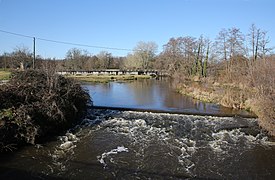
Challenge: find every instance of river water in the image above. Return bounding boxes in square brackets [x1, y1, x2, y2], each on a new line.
[0, 79, 274, 179]
[83, 79, 254, 117]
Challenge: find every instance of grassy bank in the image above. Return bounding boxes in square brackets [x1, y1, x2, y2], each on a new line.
[67, 74, 151, 83]
[177, 80, 252, 109]
[0, 70, 90, 152]
[177, 79, 275, 136]
[0, 70, 11, 80]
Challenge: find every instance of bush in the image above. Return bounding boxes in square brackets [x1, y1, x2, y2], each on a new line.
[249, 96, 275, 136]
[0, 70, 91, 152]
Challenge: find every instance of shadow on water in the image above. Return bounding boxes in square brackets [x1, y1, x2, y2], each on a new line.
[0, 145, 65, 180]
[0, 166, 65, 180]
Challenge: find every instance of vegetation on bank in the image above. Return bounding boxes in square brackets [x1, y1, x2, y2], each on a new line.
[0, 70, 90, 152]
[67, 74, 151, 83]
[176, 57, 275, 136]
[177, 80, 251, 109]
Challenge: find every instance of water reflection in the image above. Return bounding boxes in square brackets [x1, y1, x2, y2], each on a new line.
[82, 79, 253, 117]
[126, 80, 154, 106]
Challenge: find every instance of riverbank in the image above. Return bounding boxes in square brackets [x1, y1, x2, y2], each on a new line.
[0, 70, 90, 152]
[176, 78, 275, 136]
[176, 80, 252, 109]
[67, 74, 152, 83]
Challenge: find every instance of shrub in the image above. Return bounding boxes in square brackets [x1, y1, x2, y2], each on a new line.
[0, 70, 91, 152]
[250, 96, 275, 136]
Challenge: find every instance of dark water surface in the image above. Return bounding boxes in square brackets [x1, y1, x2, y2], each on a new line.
[0, 79, 274, 179]
[82, 79, 254, 117]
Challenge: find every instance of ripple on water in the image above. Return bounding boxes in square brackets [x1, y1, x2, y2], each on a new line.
[49, 109, 274, 179]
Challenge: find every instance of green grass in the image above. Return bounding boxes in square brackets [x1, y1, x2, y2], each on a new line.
[0, 70, 11, 80]
[67, 74, 151, 83]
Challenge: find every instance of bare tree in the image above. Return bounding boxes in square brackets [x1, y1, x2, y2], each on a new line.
[10, 46, 32, 70]
[65, 48, 90, 70]
[135, 41, 158, 69]
[215, 27, 246, 81]
[159, 37, 183, 74]
[124, 41, 158, 70]
[215, 28, 229, 62]
[227, 27, 245, 59]
[65, 48, 82, 70]
[124, 53, 142, 70]
[258, 31, 273, 60]
[97, 51, 113, 69]
[180, 36, 197, 66]
[247, 24, 261, 62]
[159, 37, 197, 76]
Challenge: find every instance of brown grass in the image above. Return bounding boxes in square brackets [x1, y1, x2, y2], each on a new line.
[177, 83, 219, 103]
[220, 87, 249, 109]
[249, 96, 275, 136]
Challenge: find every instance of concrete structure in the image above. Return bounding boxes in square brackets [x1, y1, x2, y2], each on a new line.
[57, 69, 160, 76]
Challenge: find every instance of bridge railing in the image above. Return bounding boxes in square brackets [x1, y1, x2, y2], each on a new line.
[57, 69, 160, 76]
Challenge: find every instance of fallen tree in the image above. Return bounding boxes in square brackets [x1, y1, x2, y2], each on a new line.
[0, 70, 91, 152]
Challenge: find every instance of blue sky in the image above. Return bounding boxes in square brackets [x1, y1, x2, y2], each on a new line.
[0, 0, 274, 58]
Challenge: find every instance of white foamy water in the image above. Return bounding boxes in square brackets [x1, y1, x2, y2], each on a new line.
[97, 146, 129, 168]
[47, 109, 274, 179]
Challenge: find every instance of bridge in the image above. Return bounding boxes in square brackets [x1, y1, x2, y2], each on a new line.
[57, 69, 163, 76]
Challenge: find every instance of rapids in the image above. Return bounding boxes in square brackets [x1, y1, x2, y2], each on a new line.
[1, 108, 274, 179]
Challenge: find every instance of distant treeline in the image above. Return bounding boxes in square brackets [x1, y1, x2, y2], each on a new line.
[0, 24, 273, 77]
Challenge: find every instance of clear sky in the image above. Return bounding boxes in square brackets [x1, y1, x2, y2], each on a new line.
[0, 0, 274, 58]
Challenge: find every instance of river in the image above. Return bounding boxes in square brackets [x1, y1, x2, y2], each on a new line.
[0, 79, 274, 179]
[83, 79, 254, 117]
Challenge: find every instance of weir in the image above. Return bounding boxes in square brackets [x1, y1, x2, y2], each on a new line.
[92, 105, 257, 118]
